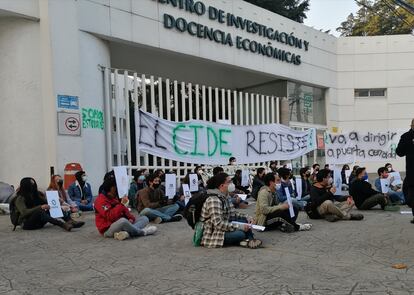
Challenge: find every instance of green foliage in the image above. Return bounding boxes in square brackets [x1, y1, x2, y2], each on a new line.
[244, 0, 310, 23]
[337, 0, 414, 36]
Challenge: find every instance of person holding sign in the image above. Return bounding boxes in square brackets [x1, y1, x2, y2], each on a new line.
[396, 118, 414, 223]
[200, 173, 262, 249]
[309, 169, 363, 222]
[256, 173, 311, 232]
[374, 167, 406, 205]
[137, 174, 182, 223]
[349, 167, 397, 211]
[13, 178, 74, 231]
[276, 168, 307, 210]
[94, 175, 157, 241]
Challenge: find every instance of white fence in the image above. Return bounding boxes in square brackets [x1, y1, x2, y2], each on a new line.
[102, 67, 281, 178]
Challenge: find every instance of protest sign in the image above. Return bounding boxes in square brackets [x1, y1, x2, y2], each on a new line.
[325, 131, 402, 164]
[380, 178, 390, 194]
[284, 187, 295, 218]
[165, 174, 176, 199]
[241, 170, 250, 187]
[182, 184, 191, 206]
[46, 191, 63, 218]
[189, 173, 199, 192]
[114, 166, 129, 198]
[136, 109, 316, 165]
[295, 178, 302, 200]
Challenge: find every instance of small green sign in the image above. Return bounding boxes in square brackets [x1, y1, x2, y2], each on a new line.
[82, 108, 104, 130]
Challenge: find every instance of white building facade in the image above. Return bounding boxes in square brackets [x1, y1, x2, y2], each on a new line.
[0, 0, 413, 189]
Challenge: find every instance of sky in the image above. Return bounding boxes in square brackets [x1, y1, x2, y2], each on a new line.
[304, 0, 359, 37]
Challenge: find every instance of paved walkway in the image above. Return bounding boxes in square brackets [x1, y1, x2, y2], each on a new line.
[0, 205, 413, 295]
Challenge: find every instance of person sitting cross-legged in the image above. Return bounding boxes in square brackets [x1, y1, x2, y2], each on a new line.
[94, 174, 157, 241]
[256, 172, 312, 232]
[137, 174, 182, 223]
[310, 169, 363, 222]
[349, 167, 398, 211]
[374, 167, 405, 205]
[67, 170, 94, 212]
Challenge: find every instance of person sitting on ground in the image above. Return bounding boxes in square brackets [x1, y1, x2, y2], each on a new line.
[232, 170, 250, 195]
[194, 166, 206, 192]
[212, 166, 224, 176]
[385, 163, 395, 173]
[47, 174, 79, 214]
[68, 170, 94, 211]
[251, 168, 266, 200]
[230, 169, 249, 209]
[349, 167, 397, 211]
[94, 174, 157, 241]
[299, 167, 312, 201]
[310, 169, 363, 222]
[348, 165, 360, 185]
[374, 167, 405, 205]
[128, 169, 147, 209]
[14, 177, 74, 231]
[200, 172, 262, 249]
[137, 174, 182, 223]
[256, 173, 312, 232]
[277, 168, 307, 210]
[309, 163, 320, 183]
[269, 161, 278, 173]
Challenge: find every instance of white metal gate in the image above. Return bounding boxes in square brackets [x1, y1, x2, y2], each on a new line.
[102, 67, 281, 178]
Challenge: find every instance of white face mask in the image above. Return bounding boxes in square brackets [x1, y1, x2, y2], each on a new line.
[275, 183, 282, 190]
[227, 183, 236, 193]
[387, 167, 392, 172]
[82, 175, 87, 182]
[328, 178, 333, 185]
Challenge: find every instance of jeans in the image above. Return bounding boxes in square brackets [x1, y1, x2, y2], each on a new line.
[388, 191, 406, 204]
[76, 201, 94, 211]
[103, 216, 149, 238]
[358, 193, 387, 210]
[140, 204, 179, 222]
[223, 230, 254, 245]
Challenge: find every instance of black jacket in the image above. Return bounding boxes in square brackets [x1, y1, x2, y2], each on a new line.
[396, 129, 414, 186]
[310, 185, 334, 208]
[349, 179, 379, 208]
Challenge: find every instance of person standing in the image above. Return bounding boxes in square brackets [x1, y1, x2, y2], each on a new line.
[396, 118, 414, 223]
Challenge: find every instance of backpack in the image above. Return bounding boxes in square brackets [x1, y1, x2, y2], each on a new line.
[183, 192, 218, 229]
[9, 194, 21, 230]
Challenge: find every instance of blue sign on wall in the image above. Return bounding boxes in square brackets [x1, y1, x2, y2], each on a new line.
[57, 95, 79, 110]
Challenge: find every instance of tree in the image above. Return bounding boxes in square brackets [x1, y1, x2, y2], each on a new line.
[337, 0, 414, 36]
[244, 0, 310, 23]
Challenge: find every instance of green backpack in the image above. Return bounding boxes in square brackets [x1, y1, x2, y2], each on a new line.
[192, 222, 204, 247]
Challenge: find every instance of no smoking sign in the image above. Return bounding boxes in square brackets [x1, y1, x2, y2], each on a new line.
[58, 112, 81, 136]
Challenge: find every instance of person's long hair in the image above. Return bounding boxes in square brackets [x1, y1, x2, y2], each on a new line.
[47, 175, 68, 202]
[18, 177, 42, 208]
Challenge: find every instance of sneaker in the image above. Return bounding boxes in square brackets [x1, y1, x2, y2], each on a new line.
[240, 239, 262, 249]
[114, 231, 130, 241]
[170, 214, 183, 222]
[143, 225, 157, 236]
[383, 205, 400, 212]
[298, 223, 312, 231]
[278, 221, 295, 233]
[71, 220, 85, 228]
[350, 213, 364, 220]
[61, 222, 73, 232]
[325, 215, 340, 222]
[70, 213, 80, 219]
[153, 217, 163, 224]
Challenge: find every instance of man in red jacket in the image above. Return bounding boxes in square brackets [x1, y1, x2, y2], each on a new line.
[95, 174, 157, 240]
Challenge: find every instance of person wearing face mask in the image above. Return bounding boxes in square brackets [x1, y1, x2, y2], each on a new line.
[299, 167, 312, 201]
[94, 174, 157, 241]
[194, 166, 206, 191]
[137, 174, 182, 223]
[256, 173, 312, 231]
[396, 118, 414, 223]
[128, 170, 147, 209]
[14, 177, 74, 231]
[276, 168, 307, 210]
[385, 163, 395, 173]
[68, 170, 94, 211]
[349, 167, 398, 211]
[309, 164, 320, 184]
[251, 168, 266, 200]
[200, 172, 262, 249]
[309, 169, 363, 222]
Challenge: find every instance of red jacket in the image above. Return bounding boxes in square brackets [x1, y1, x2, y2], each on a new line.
[94, 193, 136, 234]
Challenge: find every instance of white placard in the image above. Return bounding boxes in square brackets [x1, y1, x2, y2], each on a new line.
[284, 187, 295, 218]
[285, 163, 293, 170]
[295, 178, 302, 200]
[241, 170, 250, 187]
[380, 178, 390, 194]
[46, 191, 63, 218]
[400, 211, 412, 214]
[189, 173, 199, 192]
[345, 170, 351, 184]
[389, 172, 402, 186]
[237, 194, 247, 201]
[182, 184, 191, 206]
[165, 174, 176, 199]
[231, 221, 265, 232]
[333, 169, 342, 196]
[114, 166, 129, 198]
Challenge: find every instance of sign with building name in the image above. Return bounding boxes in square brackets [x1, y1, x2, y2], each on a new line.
[57, 95, 79, 110]
[82, 108, 104, 130]
[325, 131, 402, 164]
[136, 109, 316, 165]
[152, 0, 309, 66]
[57, 112, 81, 136]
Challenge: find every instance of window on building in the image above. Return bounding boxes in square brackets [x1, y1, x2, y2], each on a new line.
[354, 88, 386, 97]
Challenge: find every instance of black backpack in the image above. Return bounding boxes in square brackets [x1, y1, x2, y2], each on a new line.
[183, 192, 218, 229]
[9, 194, 21, 230]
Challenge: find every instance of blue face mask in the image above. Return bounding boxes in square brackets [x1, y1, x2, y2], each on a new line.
[362, 173, 368, 181]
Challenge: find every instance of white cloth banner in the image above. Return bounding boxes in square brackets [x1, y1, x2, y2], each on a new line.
[136, 109, 316, 165]
[324, 131, 403, 164]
